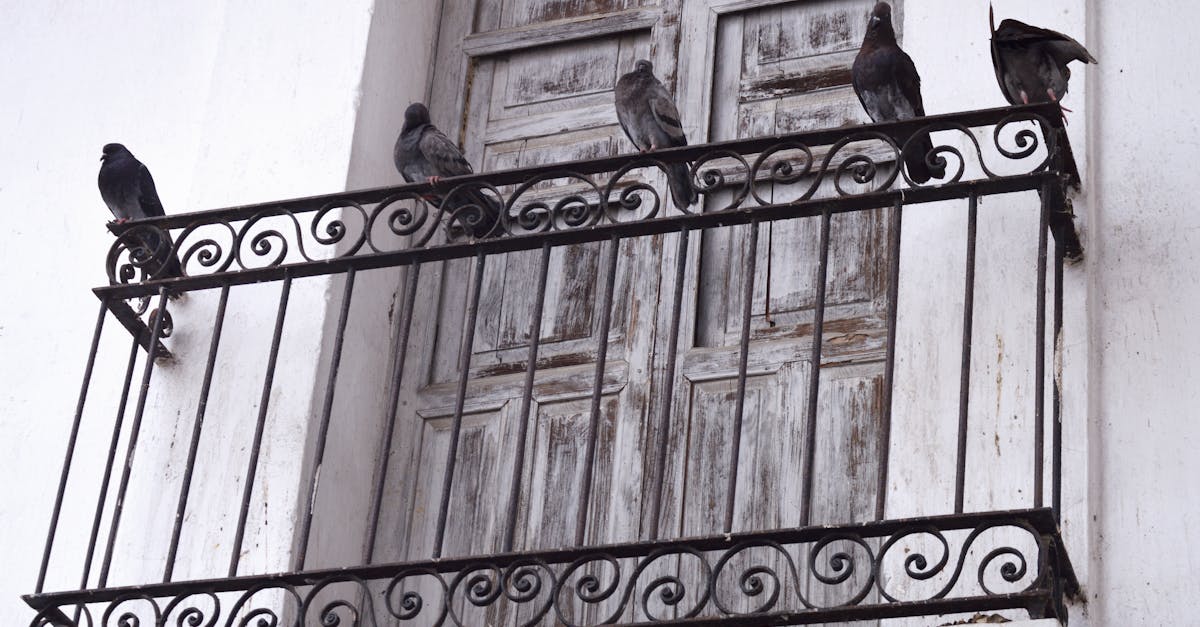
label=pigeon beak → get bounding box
[869,15,880,27]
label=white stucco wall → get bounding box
[3,0,1200,625]
[0,1,435,623]
[1087,1,1200,623]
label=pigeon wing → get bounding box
[851,54,875,121]
[420,126,474,178]
[614,78,642,149]
[648,85,687,146]
[995,19,1096,63]
[137,163,166,218]
[893,50,927,118]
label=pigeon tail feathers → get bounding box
[666,162,697,210]
[900,131,944,184]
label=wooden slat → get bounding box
[463,8,658,57]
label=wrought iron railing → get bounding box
[27,103,1080,626]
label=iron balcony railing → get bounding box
[28,103,1080,626]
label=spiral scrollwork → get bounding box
[101,595,160,627]
[688,149,751,212]
[806,532,876,608]
[749,142,816,206]
[300,575,372,627]
[27,515,1066,627]
[177,221,237,277]
[103,109,1065,292]
[235,212,295,270]
[106,225,178,285]
[994,113,1050,161]
[161,592,218,627]
[311,200,368,256]
[383,568,448,625]
[710,540,798,616]
[224,582,302,627]
[978,546,1030,596]
[602,160,667,224]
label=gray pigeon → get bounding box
[614,60,697,210]
[989,6,1096,110]
[851,2,945,184]
[98,143,182,279]
[394,103,499,238]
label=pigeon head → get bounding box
[866,2,895,38]
[634,59,653,74]
[101,143,130,162]
[402,103,432,134]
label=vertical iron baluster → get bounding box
[724,222,759,534]
[1052,240,1065,522]
[800,210,832,526]
[648,227,690,540]
[955,195,979,513]
[576,235,621,546]
[295,269,357,570]
[99,288,170,586]
[76,339,139,599]
[1034,183,1050,508]
[875,201,903,521]
[229,273,292,576]
[503,244,552,552]
[164,285,230,582]
[433,252,487,558]
[36,301,107,593]
[364,264,421,563]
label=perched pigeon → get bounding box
[614,59,697,210]
[851,2,945,184]
[98,143,182,279]
[394,103,499,238]
[989,6,1096,110]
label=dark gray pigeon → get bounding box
[614,59,697,210]
[851,2,945,184]
[98,143,182,279]
[990,6,1096,110]
[394,103,499,238]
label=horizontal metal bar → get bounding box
[96,173,1057,301]
[107,103,1065,234]
[637,591,1054,626]
[24,508,1060,608]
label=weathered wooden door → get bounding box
[657,0,896,615]
[375,0,896,621]
[666,0,892,537]
[375,0,687,569]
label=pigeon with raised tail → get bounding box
[989,5,1096,112]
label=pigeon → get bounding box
[394,103,500,238]
[614,59,697,210]
[98,143,182,279]
[989,5,1096,111]
[851,2,945,184]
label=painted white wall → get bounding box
[4,0,1200,625]
[1086,1,1200,623]
[0,1,436,623]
